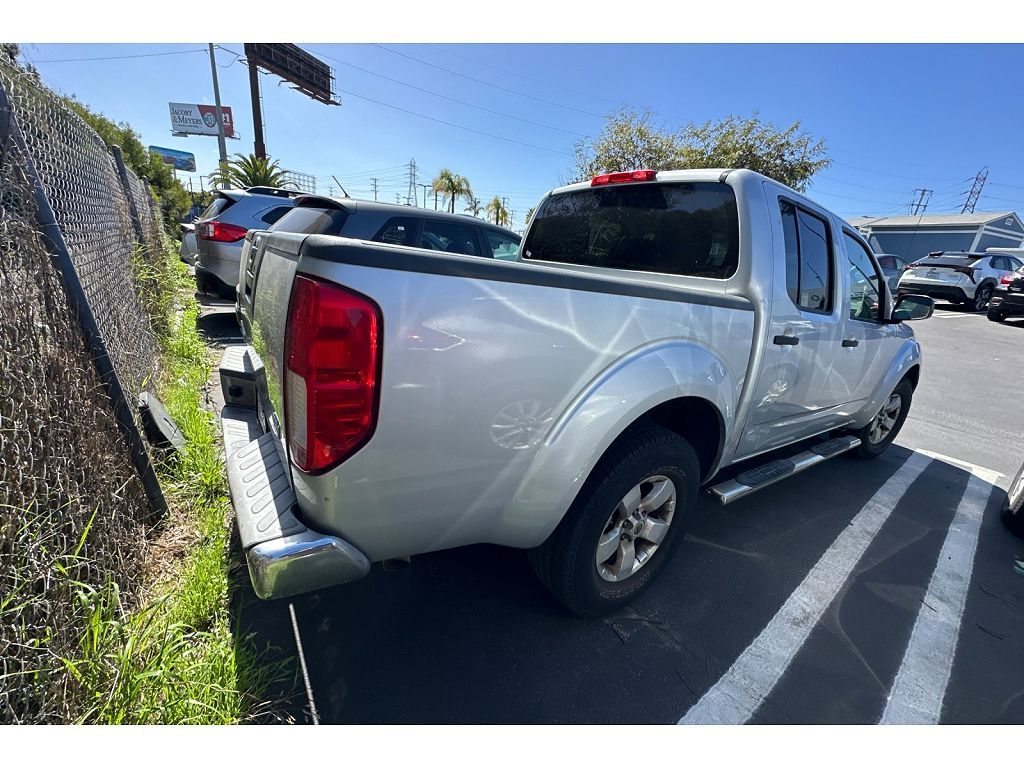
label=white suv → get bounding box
[897,251,1024,312]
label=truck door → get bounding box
[736,192,847,458]
[832,228,895,412]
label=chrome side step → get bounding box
[709,436,862,505]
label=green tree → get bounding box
[572,108,829,192]
[524,206,536,227]
[65,100,192,225]
[465,197,483,217]
[207,153,293,189]
[486,196,510,227]
[431,168,474,213]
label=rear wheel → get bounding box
[528,424,699,617]
[968,284,993,312]
[851,379,913,460]
[988,306,1006,322]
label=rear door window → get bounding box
[522,181,738,279]
[780,200,834,313]
[372,217,419,247]
[486,230,521,260]
[420,220,482,256]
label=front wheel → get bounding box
[528,424,699,617]
[850,379,914,459]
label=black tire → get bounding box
[850,379,914,460]
[967,283,994,312]
[987,306,1006,322]
[528,424,700,617]
[1001,460,1024,538]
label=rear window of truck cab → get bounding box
[521,181,739,280]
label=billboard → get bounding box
[148,145,196,172]
[244,43,337,105]
[169,102,237,138]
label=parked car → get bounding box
[222,168,933,617]
[195,186,301,299]
[265,196,522,261]
[987,266,1024,321]
[1002,457,1024,537]
[897,251,1024,312]
[179,222,198,266]
[875,253,908,293]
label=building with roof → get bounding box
[848,211,1024,262]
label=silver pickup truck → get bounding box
[220,168,934,616]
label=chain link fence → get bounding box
[0,63,174,722]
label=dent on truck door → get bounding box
[737,193,847,456]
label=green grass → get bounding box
[56,246,292,724]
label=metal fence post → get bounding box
[0,82,167,519]
[112,144,145,244]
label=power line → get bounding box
[829,159,965,183]
[310,48,587,138]
[32,47,208,63]
[370,44,606,120]
[336,87,571,156]
[432,44,622,110]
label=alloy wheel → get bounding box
[595,475,677,582]
[868,393,903,445]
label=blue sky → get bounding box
[18,43,1024,229]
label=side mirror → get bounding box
[892,294,934,322]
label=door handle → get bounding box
[773,334,800,346]
[842,338,860,348]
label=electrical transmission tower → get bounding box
[961,167,988,214]
[908,188,933,216]
[406,158,417,206]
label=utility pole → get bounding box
[908,188,932,216]
[208,44,229,187]
[961,167,989,214]
[406,158,417,207]
[246,50,267,160]
[434,190,439,210]
[418,183,431,209]
[371,178,379,201]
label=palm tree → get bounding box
[431,168,473,213]
[486,196,510,228]
[465,197,483,217]
[208,153,294,189]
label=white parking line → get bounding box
[879,458,1001,724]
[678,452,933,725]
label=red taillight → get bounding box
[953,266,977,282]
[198,221,248,242]
[591,169,657,186]
[284,275,381,474]
[1001,273,1014,284]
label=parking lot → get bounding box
[209,300,1024,724]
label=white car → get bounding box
[897,251,1024,312]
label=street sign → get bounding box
[148,145,197,172]
[168,102,237,138]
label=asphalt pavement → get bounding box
[204,297,1024,724]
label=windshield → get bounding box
[522,181,739,279]
[912,254,983,267]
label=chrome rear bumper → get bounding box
[220,346,370,600]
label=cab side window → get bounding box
[780,200,833,313]
[843,231,883,323]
